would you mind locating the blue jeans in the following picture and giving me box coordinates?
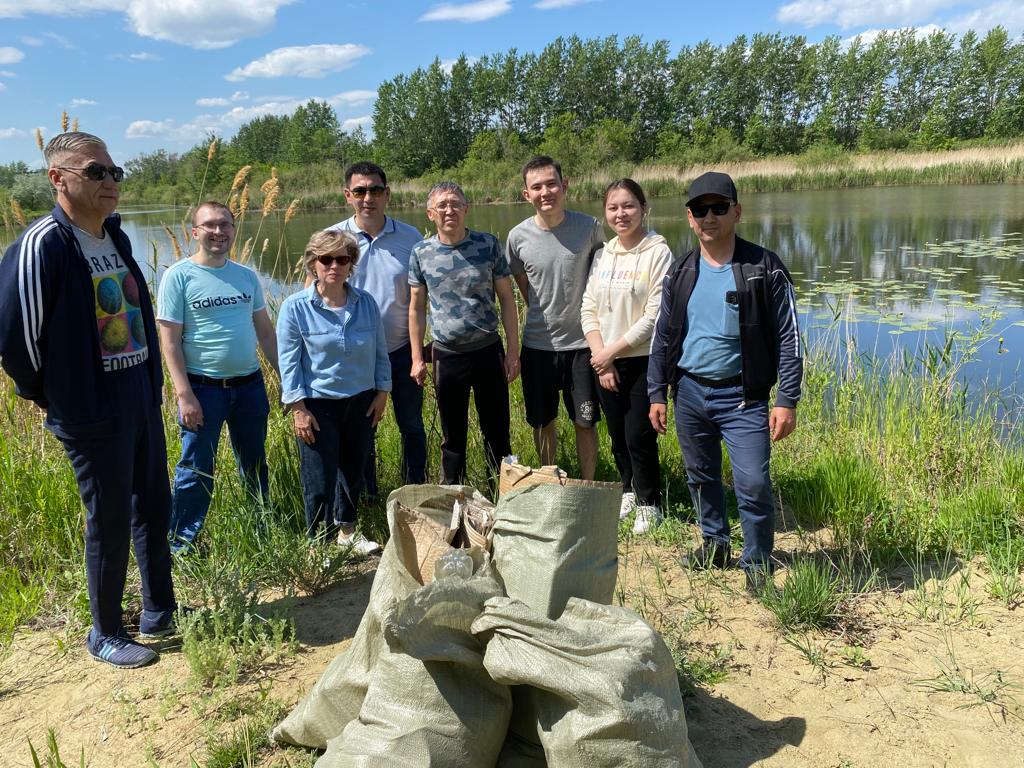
[362,343,427,497]
[169,375,270,551]
[674,375,774,571]
[299,390,376,538]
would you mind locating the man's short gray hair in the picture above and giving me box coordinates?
[426,181,466,208]
[44,132,107,168]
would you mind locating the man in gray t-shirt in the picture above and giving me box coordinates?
[507,156,604,480]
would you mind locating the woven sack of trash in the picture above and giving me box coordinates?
[272,484,493,750]
[474,596,701,768]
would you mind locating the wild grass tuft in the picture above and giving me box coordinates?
[177,567,297,687]
[758,557,846,631]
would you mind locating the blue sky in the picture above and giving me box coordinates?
[1,0,1022,166]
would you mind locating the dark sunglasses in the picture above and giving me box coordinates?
[59,163,125,182]
[688,201,733,218]
[317,254,355,267]
[348,185,387,198]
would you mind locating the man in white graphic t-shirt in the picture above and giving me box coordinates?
[0,132,179,668]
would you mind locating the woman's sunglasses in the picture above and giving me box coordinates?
[57,163,125,183]
[316,254,355,267]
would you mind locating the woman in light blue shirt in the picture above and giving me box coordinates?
[277,230,391,551]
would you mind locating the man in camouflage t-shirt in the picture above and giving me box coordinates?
[409,182,520,489]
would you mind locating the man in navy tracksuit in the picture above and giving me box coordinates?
[648,172,802,592]
[0,132,178,668]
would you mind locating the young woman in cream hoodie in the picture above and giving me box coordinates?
[581,179,675,533]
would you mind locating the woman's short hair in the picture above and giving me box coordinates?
[303,229,360,275]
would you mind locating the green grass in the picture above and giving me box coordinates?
[1,314,1022,646]
[757,557,846,631]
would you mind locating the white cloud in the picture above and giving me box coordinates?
[0,83,6,93]
[841,24,945,47]
[943,1,1024,36]
[534,0,595,8]
[226,43,370,81]
[126,0,296,49]
[0,1,126,19]
[19,35,43,45]
[0,127,25,139]
[127,89,377,143]
[70,98,97,107]
[420,0,511,23]
[0,47,24,64]
[1,1,294,48]
[196,97,230,107]
[129,51,160,61]
[44,32,73,47]
[125,119,176,139]
[777,0,961,30]
[333,89,376,106]
[439,55,480,74]
[0,70,14,77]
[341,115,372,132]
[230,90,249,101]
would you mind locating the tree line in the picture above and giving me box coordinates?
[4,27,1024,210]
[373,28,1024,177]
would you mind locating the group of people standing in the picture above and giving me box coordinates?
[0,132,802,670]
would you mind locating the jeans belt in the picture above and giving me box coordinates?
[681,370,742,389]
[187,370,261,388]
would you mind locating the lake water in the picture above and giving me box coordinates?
[8,184,1024,407]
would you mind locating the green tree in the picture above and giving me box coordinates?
[283,100,341,165]
[231,114,289,164]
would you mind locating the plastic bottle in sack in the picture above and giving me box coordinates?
[434,547,474,580]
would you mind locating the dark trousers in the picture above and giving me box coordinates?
[58,376,176,636]
[362,342,427,496]
[432,340,510,488]
[595,355,661,505]
[674,374,775,570]
[298,390,375,538]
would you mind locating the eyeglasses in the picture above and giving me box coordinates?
[430,202,466,213]
[316,254,355,267]
[688,201,733,218]
[195,222,234,233]
[348,185,387,198]
[57,163,125,183]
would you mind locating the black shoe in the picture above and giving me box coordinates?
[87,629,158,669]
[680,540,730,570]
[138,606,194,639]
[744,568,773,596]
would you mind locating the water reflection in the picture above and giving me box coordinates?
[15,184,1020,395]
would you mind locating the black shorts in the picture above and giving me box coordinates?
[520,346,600,428]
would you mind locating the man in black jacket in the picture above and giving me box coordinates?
[0,132,178,667]
[647,172,802,591]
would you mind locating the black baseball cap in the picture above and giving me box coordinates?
[685,172,738,207]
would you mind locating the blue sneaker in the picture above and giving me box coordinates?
[139,607,190,640]
[87,629,158,669]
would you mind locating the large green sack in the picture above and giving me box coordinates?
[492,481,621,620]
[491,479,621,764]
[271,484,489,750]
[473,596,701,768]
[316,562,511,766]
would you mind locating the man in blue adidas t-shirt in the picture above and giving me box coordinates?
[648,172,803,593]
[157,201,279,552]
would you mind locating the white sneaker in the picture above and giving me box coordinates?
[632,505,663,534]
[337,530,382,555]
[619,491,636,520]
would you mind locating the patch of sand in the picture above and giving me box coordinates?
[1,534,1022,767]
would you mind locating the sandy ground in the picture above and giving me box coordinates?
[1,534,1022,768]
